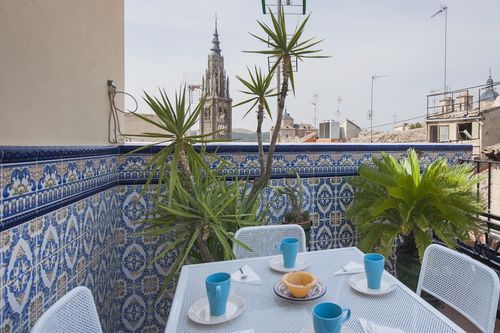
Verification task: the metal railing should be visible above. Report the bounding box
[426,81,500,119]
[456,159,500,316]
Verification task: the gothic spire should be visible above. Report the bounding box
[211,16,221,56]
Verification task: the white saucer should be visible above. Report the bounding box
[269,257,310,272]
[349,273,396,296]
[300,325,352,332]
[187,295,246,325]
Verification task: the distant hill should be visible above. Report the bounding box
[232,128,270,142]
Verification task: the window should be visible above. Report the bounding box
[458,123,473,140]
[439,125,449,142]
[429,126,438,142]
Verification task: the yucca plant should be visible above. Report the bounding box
[128,88,263,273]
[347,149,485,262]
[234,66,277,176]
[238,9,327,198]
[143,156,263,283]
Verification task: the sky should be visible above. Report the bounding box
[125,0,500,132]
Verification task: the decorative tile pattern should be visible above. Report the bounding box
[0,144,472,333]
[0,189,118,332]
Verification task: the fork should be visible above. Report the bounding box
[239,267,247,279]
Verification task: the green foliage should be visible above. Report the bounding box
[234,66,277,119]
[346,149,485,261]
[246,9,328,93]
[235,9,327,200]
[129,88,265,285]
[409,123,422,129]
[141,156,264,283]
[274,174,310,223]
[127,88,221,200]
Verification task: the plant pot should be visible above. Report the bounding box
[284,220,312,250]
[395,246,421,292]
[396,246,443,309]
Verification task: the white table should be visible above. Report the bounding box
[165,247,466,333]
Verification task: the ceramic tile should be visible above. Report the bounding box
[0,145,473,333]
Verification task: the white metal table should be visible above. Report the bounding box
[165,247,466,333]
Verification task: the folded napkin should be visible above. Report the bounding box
[231,264,262,285]
[359,318,405,333]
[231,329,255,333]
[333,261,364,275]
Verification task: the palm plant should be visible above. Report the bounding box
[347,149,485,262]
[143,157,262,283]
[238,9,327,198]
[234,67,277,176]
[129,88,262,270]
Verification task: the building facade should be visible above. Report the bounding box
[199,20,232,139]
[426,72,500,158]
[270,110,316,142]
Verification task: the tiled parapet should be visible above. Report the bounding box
[0,143,473,333]
[0,189,119,332]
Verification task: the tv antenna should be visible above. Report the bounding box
[431,4,448,94]
[312,93,319,129]
[370,74,389,142]
[336,97,343,122]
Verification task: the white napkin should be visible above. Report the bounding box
[359,318,405,333]
[333,261,364,275]
[231,264,262,285]
[231,330,255,333]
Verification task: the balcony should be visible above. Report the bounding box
[0,143,476,332]
[2,1,500,332]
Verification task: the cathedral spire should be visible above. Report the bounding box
[211,15,221,56]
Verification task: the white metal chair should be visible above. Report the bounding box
[416,244,500,333]
[31,286,103,333]
[233,224,307,259]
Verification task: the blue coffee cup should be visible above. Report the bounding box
[205,272,231,316]
[275,237,298,268]
[364,253,385,290]
[313,302,351,333]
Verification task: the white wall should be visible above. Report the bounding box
[0,0,124,145]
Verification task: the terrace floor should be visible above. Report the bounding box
[440,304,500,332]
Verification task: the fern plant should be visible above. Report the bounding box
[347,149,485,261]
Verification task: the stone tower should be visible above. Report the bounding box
[200,19,232,139]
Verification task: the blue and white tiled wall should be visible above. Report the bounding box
[0,144,472,333]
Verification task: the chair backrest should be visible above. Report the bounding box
[233,224,307,259]
[416,244,500,333]
[31,286,103,333]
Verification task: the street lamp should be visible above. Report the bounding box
[370,74,389,142]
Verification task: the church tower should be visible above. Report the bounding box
[200,19,232,139]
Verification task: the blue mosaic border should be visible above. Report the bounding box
[0,146,119,163]
[1,144,473,231]
[120,142,473,154]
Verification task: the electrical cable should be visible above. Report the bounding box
[107,85,139,143]
[362,115,426,130]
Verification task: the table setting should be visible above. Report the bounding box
[166,244,465,333]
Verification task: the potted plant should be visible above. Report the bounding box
[128,88,263,284]
[234,10,327,199]
[273,174,312,247]
[346,149,485,290]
